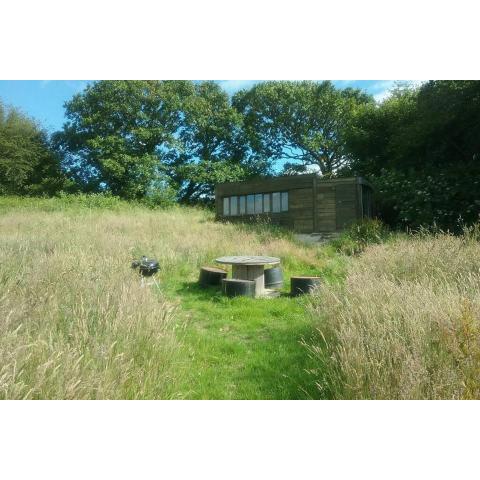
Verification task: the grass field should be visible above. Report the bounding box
[307,227,480,399]
[0,196,345,399]
[1,196,479,399]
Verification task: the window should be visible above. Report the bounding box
[239,196,246,215]
[230,196,238,216]
[263,193,270,213]
[247,194,255,214]
[272,192,281,213]
[223,191,288,216]
[254,194,263,214]
[281,192,289,212]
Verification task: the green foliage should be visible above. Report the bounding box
[141,185,177,208]
[233,81,373,175]
[0,193,176,213]
[370,167,480,231]
[168,81,262,202]
[56,192,134,210]
[346,81,480,230]
[0,193,138,212]
[0,101,66,195]
[56,80,193,199]
[56,81,263,203]
[331,218,390,255]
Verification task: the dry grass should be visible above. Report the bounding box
[0,201,323,399]
[0,208,181,399]
[307,231,480,399]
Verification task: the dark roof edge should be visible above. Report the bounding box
[216,174,372,189]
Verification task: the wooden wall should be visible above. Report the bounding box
[290,187,314,232]
[316,183,336,232]
[215,176,369,233]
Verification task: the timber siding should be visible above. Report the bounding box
[215,175,373,233]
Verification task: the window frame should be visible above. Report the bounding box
[223,196,230,216]
[223,191,289,216]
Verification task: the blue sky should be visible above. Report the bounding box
[0,80,399,133]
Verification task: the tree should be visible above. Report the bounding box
[55,80,193,199]
[233,81,373,175]
[345,81,480,230]
[0,101,66,195]
[56,80,265,203]
[166,81,267,202]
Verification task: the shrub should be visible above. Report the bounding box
[0,193,167,213]
[140,186,177,209]
[330,218,390,255]
[56,192,130,209]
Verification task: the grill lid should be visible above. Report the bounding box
[132,256,159,276]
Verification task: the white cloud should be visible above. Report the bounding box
[371,80,428,103]
[216,80,262,95]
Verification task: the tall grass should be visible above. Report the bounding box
[0,196,329,399]
[0,210,182,399]
[307,230,480,399]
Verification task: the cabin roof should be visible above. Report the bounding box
[215,175,371,195]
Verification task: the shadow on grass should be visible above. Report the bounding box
[175,281,225,302]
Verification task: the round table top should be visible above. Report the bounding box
[215,255,280,266]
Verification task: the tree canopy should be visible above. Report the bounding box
[55,80,193,199]
[0,101,66,195]
[233,81,373,175]
[165,81,263,202]
[345,81,480,230]
[55,80,266,203]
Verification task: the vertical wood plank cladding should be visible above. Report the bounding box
[335,183,357,230]
[316,185,336,232]
[290,187,314,232]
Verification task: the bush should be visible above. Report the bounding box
[0,193,141,213]
[56,192,131,209]
[330,218,390,255]
[140,186,177,209]
[371,168,480,232]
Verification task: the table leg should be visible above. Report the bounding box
[232,264,265,296]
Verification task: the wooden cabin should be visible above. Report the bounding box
[215,175,373,233]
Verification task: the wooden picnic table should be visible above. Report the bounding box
[215,256,280,296]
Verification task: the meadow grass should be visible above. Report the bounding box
[0,196,345,399]
[307,230,480,399]
[4,196,478,399]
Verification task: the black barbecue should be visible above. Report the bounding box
[131,256,159,276]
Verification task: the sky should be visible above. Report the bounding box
[0,80,400,133]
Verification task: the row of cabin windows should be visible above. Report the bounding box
[223,192,288,216]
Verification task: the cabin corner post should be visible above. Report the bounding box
[356,177,363,220]
[215,184,221,219]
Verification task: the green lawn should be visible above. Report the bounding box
[161,250,346,399]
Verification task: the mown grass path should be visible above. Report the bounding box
[162,274,332,399]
